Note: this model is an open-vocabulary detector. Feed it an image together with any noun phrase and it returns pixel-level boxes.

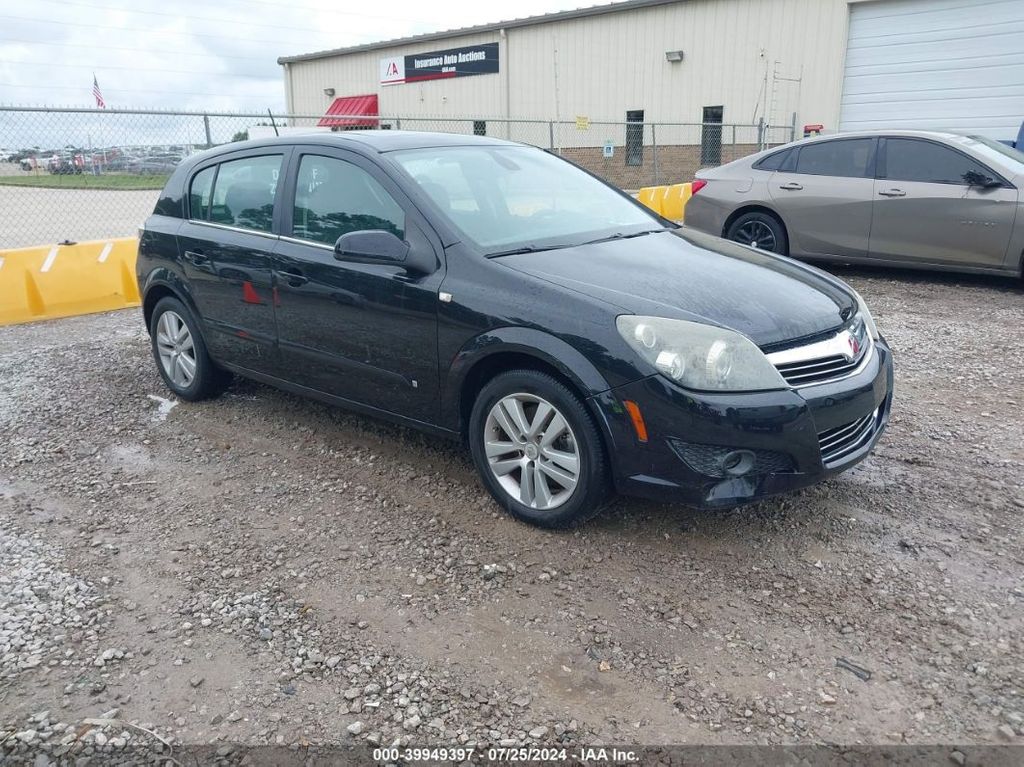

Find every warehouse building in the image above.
[277,0,1024,184]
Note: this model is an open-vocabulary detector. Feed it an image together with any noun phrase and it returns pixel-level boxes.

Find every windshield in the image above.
[962,135,1024,173]
[390,145,666,254]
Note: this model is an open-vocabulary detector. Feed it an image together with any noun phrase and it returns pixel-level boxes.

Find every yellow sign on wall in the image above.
[575,116,590,130]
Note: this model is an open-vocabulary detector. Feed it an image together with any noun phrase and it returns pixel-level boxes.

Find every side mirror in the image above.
[334,230,410,264]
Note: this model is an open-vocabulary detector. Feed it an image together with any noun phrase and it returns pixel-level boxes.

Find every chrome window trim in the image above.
[187,219,279,241]
[766,330,875,390]
[279,234,334,250]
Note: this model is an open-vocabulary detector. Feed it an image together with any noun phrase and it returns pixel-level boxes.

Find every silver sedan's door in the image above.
[768,137,877,259]
[869,138,1018,268]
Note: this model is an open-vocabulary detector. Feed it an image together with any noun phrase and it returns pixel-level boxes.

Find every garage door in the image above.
[839,0,1024,140]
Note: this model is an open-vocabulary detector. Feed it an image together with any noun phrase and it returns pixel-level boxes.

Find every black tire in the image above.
[726,211,789,255]
[468,369,612,529]
[149,296,231,401]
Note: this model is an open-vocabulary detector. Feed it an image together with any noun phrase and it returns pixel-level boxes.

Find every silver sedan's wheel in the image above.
[155,310,197,388]
[483,393,580,511]
[733,219,777,251]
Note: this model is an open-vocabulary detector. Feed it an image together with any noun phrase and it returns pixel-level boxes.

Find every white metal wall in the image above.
[840,0,1024,139]
[282,0,851,134]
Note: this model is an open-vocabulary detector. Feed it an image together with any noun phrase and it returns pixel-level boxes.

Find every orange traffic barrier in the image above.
[0,237,140,326]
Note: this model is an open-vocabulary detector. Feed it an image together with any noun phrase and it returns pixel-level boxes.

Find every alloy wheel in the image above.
[734,219,777,251]
[155,310,197,388]
[484,393,580,510]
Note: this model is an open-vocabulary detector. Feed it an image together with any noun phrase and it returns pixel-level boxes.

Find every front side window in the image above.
[209,155,282,233]
[189,165,215,220]
[794,139,874,178]
[884,138,994,185]
[292,155,405,245]
[391,145,662,252]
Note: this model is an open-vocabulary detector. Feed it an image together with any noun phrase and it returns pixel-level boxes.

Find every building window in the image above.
[473,120,487,136]
[625,110,644,167]
[701,105,724,166]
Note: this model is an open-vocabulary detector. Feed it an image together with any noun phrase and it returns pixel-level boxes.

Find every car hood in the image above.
[498,228,856,348]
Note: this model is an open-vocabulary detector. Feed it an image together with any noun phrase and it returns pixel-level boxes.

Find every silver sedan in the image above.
[684,130,1024,277]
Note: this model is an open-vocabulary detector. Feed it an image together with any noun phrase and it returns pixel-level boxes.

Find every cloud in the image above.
[0,0,607,112]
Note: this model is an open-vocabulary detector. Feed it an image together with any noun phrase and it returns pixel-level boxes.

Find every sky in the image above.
[0,0,614,111]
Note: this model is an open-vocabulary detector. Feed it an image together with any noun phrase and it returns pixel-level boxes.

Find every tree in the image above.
[231,130,249,142]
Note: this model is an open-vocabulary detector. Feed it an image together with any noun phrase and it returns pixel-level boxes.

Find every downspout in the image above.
[282,62,294,115]
[501,28,511,139]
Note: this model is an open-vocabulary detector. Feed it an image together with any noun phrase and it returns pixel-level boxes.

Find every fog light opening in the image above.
[720,449,756,477]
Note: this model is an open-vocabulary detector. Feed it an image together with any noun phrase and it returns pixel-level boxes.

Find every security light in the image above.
[665,50,684,63]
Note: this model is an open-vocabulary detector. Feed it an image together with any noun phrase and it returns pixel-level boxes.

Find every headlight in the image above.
[616,316,788,391]
[850,290,880,340]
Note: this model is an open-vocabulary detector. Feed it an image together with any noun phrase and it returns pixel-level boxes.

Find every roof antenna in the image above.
[267,109,279,137]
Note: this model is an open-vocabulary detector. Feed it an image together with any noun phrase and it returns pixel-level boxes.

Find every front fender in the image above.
[441,325,615,430]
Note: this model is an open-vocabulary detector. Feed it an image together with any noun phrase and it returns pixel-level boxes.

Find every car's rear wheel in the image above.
[468,369,611,528]
[726,211,788,255]
[149,296,231,401]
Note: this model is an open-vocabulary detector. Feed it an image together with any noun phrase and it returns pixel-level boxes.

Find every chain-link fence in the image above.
[0,106,795,248]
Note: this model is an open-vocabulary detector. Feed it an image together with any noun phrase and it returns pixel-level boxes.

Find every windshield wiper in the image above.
[577,228,667,246]
[485,244,565,258]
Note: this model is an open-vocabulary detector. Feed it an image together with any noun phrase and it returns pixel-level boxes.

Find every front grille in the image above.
[774,353,864,387]
[818,407,880,466]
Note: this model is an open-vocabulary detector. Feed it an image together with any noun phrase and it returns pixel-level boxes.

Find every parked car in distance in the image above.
[685,130,1024,278]
[137,132,893,528]
[127,154,184,175]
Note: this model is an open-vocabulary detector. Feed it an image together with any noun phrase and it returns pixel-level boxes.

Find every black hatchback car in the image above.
[137,131,893,528]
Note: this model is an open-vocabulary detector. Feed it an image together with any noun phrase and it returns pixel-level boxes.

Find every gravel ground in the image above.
[0,266,1022,761]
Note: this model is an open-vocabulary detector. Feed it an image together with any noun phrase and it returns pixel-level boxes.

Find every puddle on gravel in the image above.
[146,394,178,422]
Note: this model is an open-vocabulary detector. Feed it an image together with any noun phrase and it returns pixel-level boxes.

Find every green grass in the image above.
[0,173,169,190]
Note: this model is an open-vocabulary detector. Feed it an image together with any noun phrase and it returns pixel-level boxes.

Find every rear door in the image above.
[177,150,288,371]
[868,137,1017,268]
[273,148,444,421]
[769,137,877,258]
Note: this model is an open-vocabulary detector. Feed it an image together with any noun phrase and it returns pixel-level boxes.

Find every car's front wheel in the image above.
[726,211,788,255]
[149,296,231,401]
[468,369,611,528]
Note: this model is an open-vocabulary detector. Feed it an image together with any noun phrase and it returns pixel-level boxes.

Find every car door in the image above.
[768,137,877,258]
[869,137,1017,268]
[273,148,444,421]
[177,151,288,371]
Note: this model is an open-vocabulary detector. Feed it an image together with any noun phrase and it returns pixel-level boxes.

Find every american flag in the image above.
[92,74,106,108]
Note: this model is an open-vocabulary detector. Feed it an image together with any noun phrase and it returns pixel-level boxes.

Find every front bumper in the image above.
[591,338,894,508]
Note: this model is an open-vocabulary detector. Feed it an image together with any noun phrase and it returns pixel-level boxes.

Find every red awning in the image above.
[318,95,379,128]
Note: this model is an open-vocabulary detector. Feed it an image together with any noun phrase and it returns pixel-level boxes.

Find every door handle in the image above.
[878,188,906,197]
[778,182,803,191]
[184,250,209,266]
[277,268,309,287]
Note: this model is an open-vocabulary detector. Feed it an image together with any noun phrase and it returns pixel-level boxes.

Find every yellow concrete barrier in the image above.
[637,186,666,216]
[637,183,692,221]
[0,238,140,326]
[661,183,693,221]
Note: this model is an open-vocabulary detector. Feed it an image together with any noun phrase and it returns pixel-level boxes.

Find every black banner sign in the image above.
[381,43,499,85]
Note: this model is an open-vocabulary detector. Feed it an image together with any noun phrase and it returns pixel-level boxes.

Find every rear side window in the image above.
[208,155,282,233]
[292,154,405,245]
[794,139,874,178]
[883,138,995,185]
[189,166,215,220]
[753,148,790,171]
